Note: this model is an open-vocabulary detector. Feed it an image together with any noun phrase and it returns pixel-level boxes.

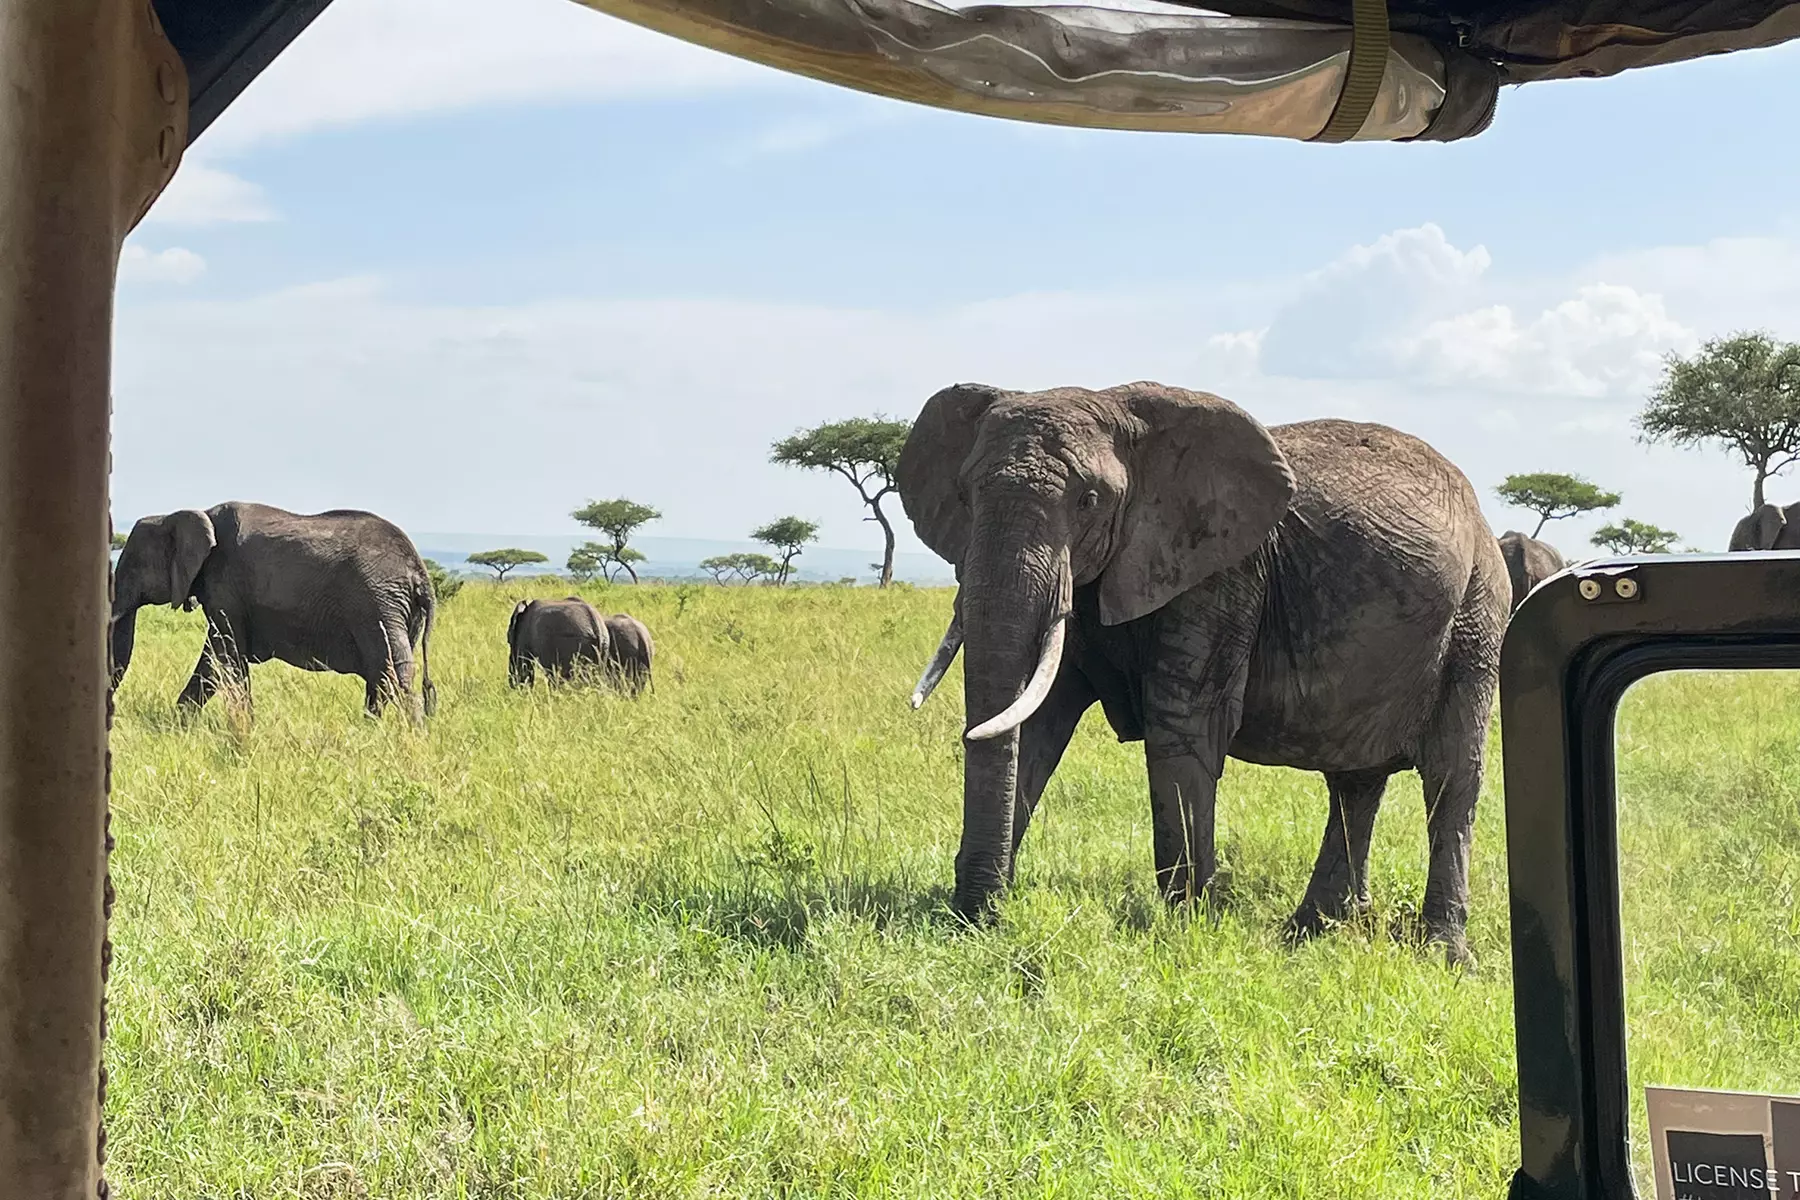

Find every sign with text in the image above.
[1648,1086,1800,1200]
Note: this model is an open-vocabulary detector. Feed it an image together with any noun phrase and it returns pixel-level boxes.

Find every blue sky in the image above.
[113,0,1800,562]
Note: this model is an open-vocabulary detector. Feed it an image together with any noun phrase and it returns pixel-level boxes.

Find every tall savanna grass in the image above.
[107,579,1800,1197]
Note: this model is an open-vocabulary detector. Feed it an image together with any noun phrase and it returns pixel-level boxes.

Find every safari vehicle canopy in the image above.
[3,2,1798,1199]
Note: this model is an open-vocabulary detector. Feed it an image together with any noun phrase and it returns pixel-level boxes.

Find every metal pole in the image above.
[0,2,184,1195]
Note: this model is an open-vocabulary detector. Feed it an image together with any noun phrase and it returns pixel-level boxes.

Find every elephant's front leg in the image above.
[1141,585,1259,906]
[179,620,250,714]
[175,644,218,711]
[1007,673,1097,883]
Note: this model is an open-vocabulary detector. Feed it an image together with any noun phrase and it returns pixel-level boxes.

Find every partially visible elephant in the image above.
[1729,501,1800,550]
[1497,530,1567,611]
[897,381,1508,963]
[602,613,654,696]
[508,597,610,686]
[112,502,436,719]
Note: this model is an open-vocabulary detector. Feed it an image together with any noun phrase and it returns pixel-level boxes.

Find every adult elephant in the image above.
[602,613,655,696]
[112,502,437,719]
[1497,530,1567,611]
[898,382,1507,963]
[508,597,610,687]
[1728,501,1800,550]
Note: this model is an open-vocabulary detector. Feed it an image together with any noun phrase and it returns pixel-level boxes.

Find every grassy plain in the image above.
[107,580,1800,1198]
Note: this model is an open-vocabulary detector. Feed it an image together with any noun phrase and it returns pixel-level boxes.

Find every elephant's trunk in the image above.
[967,550,1068,740]
[109,606,138,688]
[951,514,1069,920]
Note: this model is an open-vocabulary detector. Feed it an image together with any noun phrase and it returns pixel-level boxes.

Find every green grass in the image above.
[106,581,1800,1198]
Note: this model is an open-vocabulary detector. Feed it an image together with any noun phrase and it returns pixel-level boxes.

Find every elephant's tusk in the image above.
[965,611,1066,741]
[965,548,1071,742]
[910,612,963,709]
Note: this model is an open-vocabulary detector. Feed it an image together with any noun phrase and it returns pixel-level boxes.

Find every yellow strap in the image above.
[1312,0,1391,144]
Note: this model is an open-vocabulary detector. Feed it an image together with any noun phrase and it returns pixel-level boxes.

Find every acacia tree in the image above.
[771,417,911,587]
[1591,518,1680,554]
[699,552,780,584]
[571,498,660,584]
[752,517,820,585]
[567,543,604,582]
[1495,473,1621,538]
[1637,331,1800,508]
[467,548,547,582]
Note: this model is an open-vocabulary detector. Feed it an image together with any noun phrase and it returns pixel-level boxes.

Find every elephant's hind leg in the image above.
[1412,613,1501,967]
[354,621,411,719]
[1286,767,1390,942]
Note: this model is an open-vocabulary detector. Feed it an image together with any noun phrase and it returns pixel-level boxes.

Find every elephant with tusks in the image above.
[898,381,1507,965]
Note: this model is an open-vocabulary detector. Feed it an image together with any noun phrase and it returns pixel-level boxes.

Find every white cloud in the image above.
[117,245,206,285]
[197,0,785,155]
[143,163,278,226]
[1253,223,1697,401]
[1395,284,1695,397]
[1258,224,1492,379]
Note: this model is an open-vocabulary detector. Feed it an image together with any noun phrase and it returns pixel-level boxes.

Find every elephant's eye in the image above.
[1078,489,1101,511]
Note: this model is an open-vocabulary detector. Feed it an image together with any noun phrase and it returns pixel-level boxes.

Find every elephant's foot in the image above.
[1283,892,1368,945]
[1423,920,1476,972]
[1390,905,1477,972]
[949,873,1006,928]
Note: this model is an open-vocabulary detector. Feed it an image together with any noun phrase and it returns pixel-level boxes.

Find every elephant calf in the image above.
[111,501,437,720]
[508,600,655,697]
[602,613,654,696]
[1497,530,1567,611]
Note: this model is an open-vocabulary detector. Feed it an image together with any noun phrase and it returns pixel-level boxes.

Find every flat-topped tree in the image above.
[1591,518,1680,554]
[572,498,660,584]
[1496,472,1621,538]
[700,552,781,584]
[1637,331,1800,508]
[467,548,547,582]
[752,517,820,586]
[771,417,911,587]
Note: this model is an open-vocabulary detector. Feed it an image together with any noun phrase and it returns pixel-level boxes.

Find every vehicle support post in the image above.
[0,2,184,1194]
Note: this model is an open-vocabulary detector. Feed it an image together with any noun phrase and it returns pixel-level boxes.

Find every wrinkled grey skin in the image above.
[896,382,1508,963]
[1497,530,1567,611]
[112,501,436,719]
[602,613,655,697]
[508,597,611,687]
[1728,501,1800,550]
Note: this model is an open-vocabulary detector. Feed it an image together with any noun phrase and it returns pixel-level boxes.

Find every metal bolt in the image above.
[157,126,175,167]
[1578,578,1602,600]
[1615,577,1639,599]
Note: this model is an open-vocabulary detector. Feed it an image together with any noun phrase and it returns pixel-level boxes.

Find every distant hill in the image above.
[410,532,955,586]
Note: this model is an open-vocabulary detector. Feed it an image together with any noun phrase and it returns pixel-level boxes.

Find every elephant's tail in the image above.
[417,579,438,718]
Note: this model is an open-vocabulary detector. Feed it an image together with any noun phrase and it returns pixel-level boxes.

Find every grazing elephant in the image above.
[898,381,1508,963]
[1728,501,1800,550]
[1497,530,1567,611]
[602,613,654,696]
[111,502,436,719]
[508,597,610,686]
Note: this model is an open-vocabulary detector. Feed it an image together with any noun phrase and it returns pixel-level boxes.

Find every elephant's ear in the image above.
[896,383,1006,567]
[1099,385,1295,626]
[167,509,216,612]
[1736,503,1787,550]
[1762,503,1792,548]
[507,600,529,645]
